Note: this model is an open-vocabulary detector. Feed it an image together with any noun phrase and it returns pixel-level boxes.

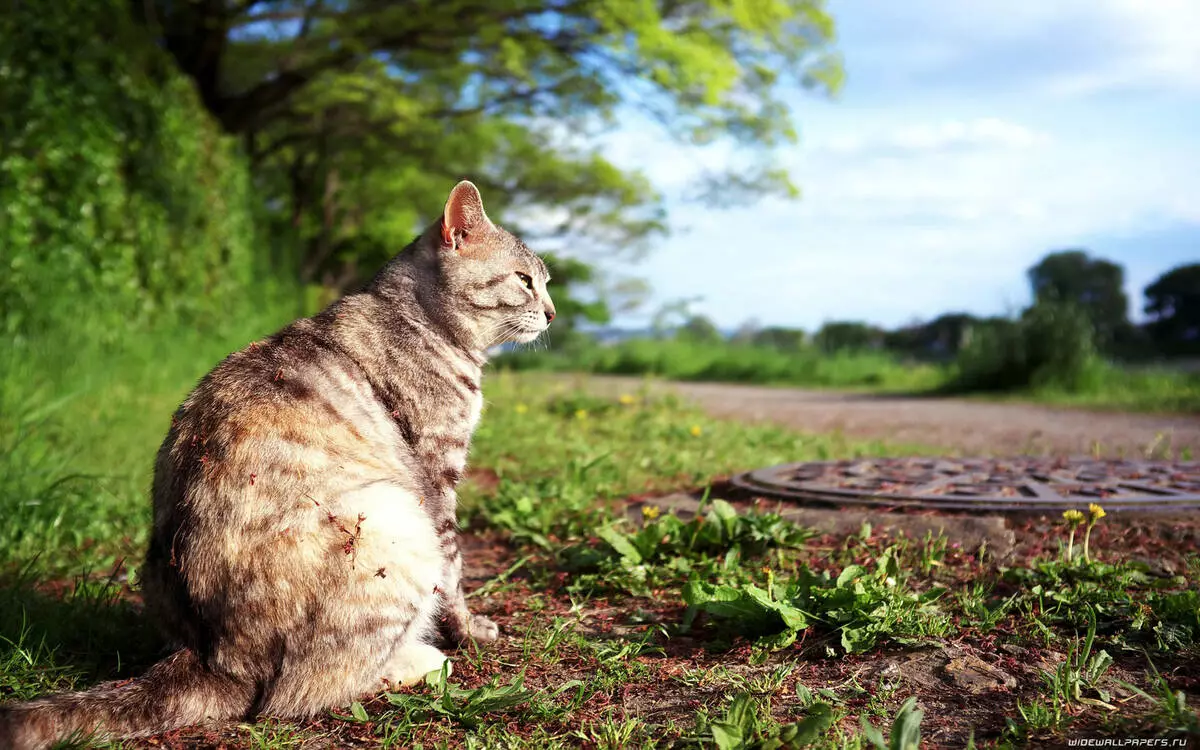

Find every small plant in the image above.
[704,692,835,750]
[1118,660,1200,735]
[1082,503,1106,563]
[560,497,815,596]
[1061,509,1086,563]
[1041,609,1115,710]
[861,696,924,750]
[682,546,949,654]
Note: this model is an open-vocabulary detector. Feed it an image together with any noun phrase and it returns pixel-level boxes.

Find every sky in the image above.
[602,0,1200,331]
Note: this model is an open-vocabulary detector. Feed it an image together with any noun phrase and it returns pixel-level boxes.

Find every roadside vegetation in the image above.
[498,292,1200,415]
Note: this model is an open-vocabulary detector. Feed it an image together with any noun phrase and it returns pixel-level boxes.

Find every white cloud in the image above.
[822,118,1050,157]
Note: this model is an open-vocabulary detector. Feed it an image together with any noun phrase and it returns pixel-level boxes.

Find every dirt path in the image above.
[565,375,1200,456]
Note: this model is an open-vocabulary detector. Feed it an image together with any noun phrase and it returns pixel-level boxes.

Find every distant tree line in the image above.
[665,251,1200,361]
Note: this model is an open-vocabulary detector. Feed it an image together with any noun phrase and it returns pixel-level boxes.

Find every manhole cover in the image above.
[730,457,1200,513]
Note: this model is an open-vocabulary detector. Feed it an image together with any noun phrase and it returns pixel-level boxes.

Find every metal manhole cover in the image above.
[730,457,1200,513]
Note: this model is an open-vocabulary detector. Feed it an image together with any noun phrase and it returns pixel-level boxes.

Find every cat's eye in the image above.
[515,272,533,290]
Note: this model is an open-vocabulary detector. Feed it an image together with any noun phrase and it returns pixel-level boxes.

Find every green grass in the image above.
[1,328,1199,748]
[498,338,948,392]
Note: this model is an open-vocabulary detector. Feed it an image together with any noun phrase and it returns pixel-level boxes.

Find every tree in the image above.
[131,0,842,290]
[752,326,807,351]
[678,315,723,343]
[1026,250,1131,352]
[1144,263,1200,354]
[814,321,881,353]
[883,313,978,360]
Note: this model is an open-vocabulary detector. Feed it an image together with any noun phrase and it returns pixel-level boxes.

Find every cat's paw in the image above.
[468,614,499,642]
[382,643,451,688]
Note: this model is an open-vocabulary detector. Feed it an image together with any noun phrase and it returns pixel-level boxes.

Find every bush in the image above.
[951,301,1101,393]
[0,0,265,345]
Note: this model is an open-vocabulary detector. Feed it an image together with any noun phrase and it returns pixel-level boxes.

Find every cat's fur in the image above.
[0,181,556,750]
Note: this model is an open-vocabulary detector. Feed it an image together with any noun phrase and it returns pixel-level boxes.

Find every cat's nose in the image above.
[545,309,556,323]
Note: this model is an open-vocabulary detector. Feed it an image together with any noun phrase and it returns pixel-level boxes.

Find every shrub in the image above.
[0,0,264,345]
[951,301,1101,393]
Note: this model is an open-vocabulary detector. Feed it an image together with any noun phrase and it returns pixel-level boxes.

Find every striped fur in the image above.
[0,181,555,749]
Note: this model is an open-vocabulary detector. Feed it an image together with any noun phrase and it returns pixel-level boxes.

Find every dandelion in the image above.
[1083,503,1106,563]
[575,409,588,420]
[641,504,661,520]
[1062,509,1085,562]
[618,394,636,405]
[515,403,528,414]
[689,425,702,437]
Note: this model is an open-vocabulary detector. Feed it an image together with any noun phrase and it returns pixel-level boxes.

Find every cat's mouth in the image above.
[510,327,546,344]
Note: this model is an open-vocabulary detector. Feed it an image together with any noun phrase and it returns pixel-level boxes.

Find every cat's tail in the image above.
[0,648,254,750]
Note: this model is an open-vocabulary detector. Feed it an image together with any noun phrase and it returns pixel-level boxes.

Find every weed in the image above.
[860,696,923,750]
[682,545,950,654]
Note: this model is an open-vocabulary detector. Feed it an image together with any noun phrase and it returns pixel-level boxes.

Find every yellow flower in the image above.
[1088,503,1106,521]
[689,425,703,437]
[1062,509,1085,525]
[575,409,588,420]
[515,403,528,414]
[618,394,636,405]
[641,505,661,520]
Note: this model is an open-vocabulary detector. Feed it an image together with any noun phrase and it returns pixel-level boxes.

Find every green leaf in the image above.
[710,722,745,750]
[596,524,643,564]
[837,565,868,588]
[788,702,835,746]
[349,701,369,723]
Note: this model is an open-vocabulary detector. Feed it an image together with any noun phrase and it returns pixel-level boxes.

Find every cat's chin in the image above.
[510,328,545,344]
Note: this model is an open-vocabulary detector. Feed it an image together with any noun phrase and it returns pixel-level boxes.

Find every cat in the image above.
[0,180,556,750]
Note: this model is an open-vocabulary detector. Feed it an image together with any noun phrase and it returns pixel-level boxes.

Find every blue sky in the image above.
[599,0,1200,331]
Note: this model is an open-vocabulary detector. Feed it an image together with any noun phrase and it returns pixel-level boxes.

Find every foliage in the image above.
[705,693,834,750]
[814,321,883,354]
[1001,557,1197,653]
[861,697,923,750]
[0,0,269,343]
[1144,263,1200,355]
[132,0,842,290]
[678,315,725,344]
[682,545,949,654]
[498,337,947,391]
[883,313,982,360]
[752,326,809,351]
[559,498,816,596]
[949,300,1102,393]
[1027,249,1133,352]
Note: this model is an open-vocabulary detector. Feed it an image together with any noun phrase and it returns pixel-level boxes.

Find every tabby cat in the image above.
[0,181,555,749]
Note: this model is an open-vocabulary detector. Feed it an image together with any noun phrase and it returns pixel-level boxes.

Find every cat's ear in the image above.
[441,180,495,249]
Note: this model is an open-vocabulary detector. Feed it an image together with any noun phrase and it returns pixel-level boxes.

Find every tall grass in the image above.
[499,338,947,392]
[0,300,297,577]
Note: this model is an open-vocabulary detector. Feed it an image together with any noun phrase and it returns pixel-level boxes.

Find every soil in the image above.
[78,504,1200,749]
[566,374,1200,457]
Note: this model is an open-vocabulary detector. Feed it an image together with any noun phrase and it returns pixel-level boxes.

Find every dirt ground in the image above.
[568,375,1200,457]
